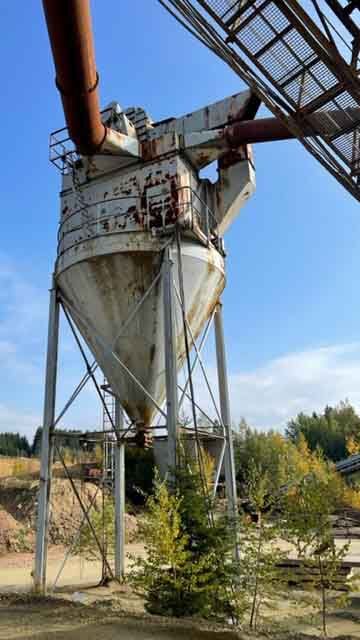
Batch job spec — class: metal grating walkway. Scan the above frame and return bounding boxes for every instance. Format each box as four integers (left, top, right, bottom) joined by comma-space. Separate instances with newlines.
160, 0, 360, 200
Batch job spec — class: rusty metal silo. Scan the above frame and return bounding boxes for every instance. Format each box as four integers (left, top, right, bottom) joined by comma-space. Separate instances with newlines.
35, 0, 256, 593
51, 85, 256, 432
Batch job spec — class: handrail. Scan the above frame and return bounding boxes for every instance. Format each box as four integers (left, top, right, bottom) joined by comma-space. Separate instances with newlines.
57, 186, 219, 256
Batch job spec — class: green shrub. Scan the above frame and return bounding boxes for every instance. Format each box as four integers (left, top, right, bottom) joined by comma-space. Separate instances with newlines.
282, 471, 351, 636
129, 466, 244, 623
74, 493, 131, 561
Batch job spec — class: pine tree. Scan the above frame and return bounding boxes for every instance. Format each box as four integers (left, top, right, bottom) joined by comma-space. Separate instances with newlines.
129, 468, 245, 622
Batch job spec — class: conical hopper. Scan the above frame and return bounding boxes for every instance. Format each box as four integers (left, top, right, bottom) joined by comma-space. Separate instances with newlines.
56, 239, 225, 426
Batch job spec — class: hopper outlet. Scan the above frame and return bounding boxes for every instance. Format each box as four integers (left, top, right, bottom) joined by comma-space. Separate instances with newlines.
56, 238, 225, 427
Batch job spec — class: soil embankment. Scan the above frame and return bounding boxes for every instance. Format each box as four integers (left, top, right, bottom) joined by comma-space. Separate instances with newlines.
0, 477, 137, 554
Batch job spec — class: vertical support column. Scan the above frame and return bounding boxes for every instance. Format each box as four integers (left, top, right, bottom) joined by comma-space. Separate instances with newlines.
114, 399, 125, 581
163, 247, 178, 477
34, 278, 60, 593
214, 301, 239, 559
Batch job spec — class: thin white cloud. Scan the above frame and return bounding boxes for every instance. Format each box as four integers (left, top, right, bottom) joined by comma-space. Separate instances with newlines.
195, 343, 360, 430
0, 339, 40, 381
0, 256, 48, 384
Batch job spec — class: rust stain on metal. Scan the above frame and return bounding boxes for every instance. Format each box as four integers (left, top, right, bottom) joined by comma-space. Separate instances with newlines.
219, 147, 247, 170
54, 83, 257, 426
195, 151, 212, 166
149, 343, 156, 365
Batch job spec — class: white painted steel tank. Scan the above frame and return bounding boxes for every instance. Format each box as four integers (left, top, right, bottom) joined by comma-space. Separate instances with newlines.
53, 95, 255, 428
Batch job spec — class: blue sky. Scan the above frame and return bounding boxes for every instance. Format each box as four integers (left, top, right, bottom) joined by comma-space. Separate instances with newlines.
0, 0, 360, 441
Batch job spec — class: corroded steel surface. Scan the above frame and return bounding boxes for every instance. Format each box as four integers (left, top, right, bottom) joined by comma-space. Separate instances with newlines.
54, 92, 256, 426
58, 152, 208, 264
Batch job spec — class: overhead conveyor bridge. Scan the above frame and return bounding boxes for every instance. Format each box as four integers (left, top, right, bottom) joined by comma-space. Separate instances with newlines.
160, 0, 360, 200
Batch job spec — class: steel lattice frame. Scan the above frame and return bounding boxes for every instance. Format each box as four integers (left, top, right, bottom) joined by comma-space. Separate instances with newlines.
34, 237, 237, 591
159, 0, 360, 201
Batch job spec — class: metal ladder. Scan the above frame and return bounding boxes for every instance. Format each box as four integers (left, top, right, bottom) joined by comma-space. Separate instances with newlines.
102, 379, 116, 488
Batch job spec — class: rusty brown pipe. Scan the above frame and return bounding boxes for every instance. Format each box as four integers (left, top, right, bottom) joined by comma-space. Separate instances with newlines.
225, 117, 295, 146
225, 109, 360, 146
42, 0, 106, 155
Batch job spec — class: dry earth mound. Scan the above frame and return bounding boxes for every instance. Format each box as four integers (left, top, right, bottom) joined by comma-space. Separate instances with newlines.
0, 478, 138, 554
0, 509, 22, 553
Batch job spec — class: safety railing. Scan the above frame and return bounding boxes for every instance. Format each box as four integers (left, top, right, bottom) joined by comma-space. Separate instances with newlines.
57, 185, 220, 257
50, 127, 78, 173
50, 105, 116, 173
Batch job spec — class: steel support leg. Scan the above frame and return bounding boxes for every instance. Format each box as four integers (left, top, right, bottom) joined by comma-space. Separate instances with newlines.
34, 279, 60, 593
214, 301, 239, 560
163, 247, 178, 478
114, 399, 125, 581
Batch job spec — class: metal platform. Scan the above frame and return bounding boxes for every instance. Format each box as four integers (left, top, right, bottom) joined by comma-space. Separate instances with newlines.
160, 0, 360, 200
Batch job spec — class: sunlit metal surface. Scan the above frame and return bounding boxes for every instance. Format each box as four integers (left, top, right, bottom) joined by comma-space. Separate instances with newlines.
52, 93, 255, 427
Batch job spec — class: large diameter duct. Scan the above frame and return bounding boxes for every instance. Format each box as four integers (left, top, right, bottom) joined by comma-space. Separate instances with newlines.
225, 109, 360, 146
225, 117, 294, 146
42, 0, 126, 156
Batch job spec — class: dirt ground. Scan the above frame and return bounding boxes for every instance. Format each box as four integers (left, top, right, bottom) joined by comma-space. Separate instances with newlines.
1, 541, 360, 640
0, 543, 145, 593
1, 589, 360, 640
0, 595, 243, 640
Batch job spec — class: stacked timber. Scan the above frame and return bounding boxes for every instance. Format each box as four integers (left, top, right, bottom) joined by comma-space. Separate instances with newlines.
276, 557, 360, 591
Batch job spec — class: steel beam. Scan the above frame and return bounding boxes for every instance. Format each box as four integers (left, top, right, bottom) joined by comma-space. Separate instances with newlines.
214, 301, 239, 560
56, 444, 114, 580
59, 292, 167, 418
34, 279, 60, 593
114, 399, 125, 581
163, 248, 178, 478
50, 479, 103, 592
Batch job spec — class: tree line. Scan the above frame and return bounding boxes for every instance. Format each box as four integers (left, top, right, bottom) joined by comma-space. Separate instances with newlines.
0, 432, 32, 457
0, 427, 88, 458
1, 399, 360, 463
